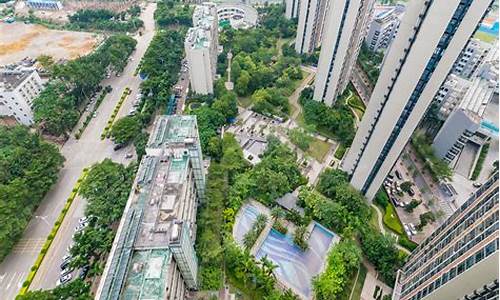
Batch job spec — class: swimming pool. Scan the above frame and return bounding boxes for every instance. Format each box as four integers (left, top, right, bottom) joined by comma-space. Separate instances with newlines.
233, 203, 261, 246
255, 223, 337, 299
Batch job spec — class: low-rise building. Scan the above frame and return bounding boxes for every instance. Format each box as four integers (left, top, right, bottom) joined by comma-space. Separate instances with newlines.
185, 3, 218, 95
365, 4, 405, 52
451, 38, 494, 80
433, 77, 497, 165
434, 74, 471, 119
216, 3, 258, 29
96, 115, 205, 300
0, 68, 43, 125
26, 0, 62, 10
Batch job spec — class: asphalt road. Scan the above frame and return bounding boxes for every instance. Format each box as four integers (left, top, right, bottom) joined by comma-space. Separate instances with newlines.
0, 3, 157, 298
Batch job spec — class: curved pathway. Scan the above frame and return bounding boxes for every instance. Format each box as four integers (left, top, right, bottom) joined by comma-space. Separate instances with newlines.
371, 204, 411, 255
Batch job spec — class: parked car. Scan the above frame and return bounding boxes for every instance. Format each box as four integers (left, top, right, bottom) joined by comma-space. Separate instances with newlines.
57, 274, 72, 286
79, 265, 90, 279
403, 224, 412, 236
473, 182, 482, 188
125, 153, 133, 159
114, 143, 126, 151
60, 267, 73, 277
408, 187, 415, 197
60, 260, 70, 270
408, 223, 417, 235
62, 255, 71, 263
395, 170, 402, 180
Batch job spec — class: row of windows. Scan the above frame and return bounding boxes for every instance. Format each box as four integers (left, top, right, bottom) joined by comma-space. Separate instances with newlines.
348, 0, 433, 179
403, 189, 497, 276
402, 216, 498, 295
407, 239, 498, 300
321, 0, 351, 100
405, 172, 498, 266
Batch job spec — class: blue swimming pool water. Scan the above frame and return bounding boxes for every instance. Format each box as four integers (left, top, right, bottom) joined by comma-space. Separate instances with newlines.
478, 21, 499, 35
480, 120, 499, 137
233, 203, 260, 245
255, 223, 336, 298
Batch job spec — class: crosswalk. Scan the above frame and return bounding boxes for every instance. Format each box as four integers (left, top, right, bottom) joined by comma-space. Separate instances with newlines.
11, 238, 45, 254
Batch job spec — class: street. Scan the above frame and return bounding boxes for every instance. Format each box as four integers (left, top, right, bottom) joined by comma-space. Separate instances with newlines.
0, 3, 157, 298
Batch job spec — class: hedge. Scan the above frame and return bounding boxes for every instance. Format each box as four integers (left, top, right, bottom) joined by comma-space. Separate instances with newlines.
17, 169, 89, 296
471, 143, 490, 180
101, 87, 130, 139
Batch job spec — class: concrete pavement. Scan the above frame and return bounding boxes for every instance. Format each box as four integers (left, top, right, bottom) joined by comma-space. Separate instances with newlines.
0, 3, 157, 298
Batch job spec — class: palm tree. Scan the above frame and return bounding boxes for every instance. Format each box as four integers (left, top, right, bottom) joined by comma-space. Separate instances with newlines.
270, 207, 285, 222
260, 255, 278, 277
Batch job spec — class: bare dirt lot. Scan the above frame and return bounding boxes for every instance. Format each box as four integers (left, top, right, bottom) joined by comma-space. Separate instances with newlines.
0, 22, 102, 65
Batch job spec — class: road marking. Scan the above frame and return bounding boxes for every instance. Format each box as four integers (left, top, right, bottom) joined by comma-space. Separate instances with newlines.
12, 238, 45, 254
5, 272, 17, 290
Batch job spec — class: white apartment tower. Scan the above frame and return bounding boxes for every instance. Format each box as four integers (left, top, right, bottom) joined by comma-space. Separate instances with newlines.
295, 0, 328, 54
341, 0, 494, 200
365, 4, 405, 52
0, 69, 43, 125
313, 0, 375, 105
285, 0, 300, 19
185, 3, 218, 95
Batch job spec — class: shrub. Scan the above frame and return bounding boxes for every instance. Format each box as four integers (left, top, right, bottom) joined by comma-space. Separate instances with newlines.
383, 203, 404, 235
22, 281, 30, 287
398, 235, 417, 251
273, 220, 287, 234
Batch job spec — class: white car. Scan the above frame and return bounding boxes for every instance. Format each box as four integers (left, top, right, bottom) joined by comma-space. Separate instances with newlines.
57, 274, 72, 286
408, 223, 418, 235
403, 224, 413, 236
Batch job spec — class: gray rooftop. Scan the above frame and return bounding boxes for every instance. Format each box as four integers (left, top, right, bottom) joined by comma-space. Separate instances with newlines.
0, 69, 33, 91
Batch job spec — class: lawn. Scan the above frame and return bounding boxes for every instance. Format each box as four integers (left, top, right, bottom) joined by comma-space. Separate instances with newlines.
474, 31, 497, 43
334, 144, 347, 160
307, 138, 331, 162
347, 93, 366, 120
382, 202, 404, 235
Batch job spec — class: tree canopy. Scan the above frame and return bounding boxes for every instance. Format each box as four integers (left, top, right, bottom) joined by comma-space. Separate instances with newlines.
0, 126, 64, 262
34, 35, 137, 136
110, 116, 142, 145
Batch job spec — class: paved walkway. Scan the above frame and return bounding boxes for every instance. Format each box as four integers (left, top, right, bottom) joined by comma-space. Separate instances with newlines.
371, 204, 411, 255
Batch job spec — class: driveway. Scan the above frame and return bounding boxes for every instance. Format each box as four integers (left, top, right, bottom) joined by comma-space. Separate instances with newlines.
0, 3, 157, 298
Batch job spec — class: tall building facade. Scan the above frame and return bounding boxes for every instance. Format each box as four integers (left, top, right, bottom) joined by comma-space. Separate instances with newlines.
185, 3, 218, 95
96, 115, 205, 300
313, 0, 374, 105
341, 0, 494, 200
393, 172, 499, 300
365, 4, 405, 52
294, 0, 328, 54
0, 69, 43, 125
285, 0, 300, 19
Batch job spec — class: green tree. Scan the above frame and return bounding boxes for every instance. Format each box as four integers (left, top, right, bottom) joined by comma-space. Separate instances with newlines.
400, 181, 413, 193
110, 116, 142, 145
288, 127, 313, 151
0, 126, 64, 262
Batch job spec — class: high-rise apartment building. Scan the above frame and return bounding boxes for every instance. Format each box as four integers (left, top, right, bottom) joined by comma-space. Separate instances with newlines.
185, 3, 218, 95
0, 68, 43, 125
365, 4, 405, 52
96, 115, 205, 300
285, 0, 300, 19
295, 0, 328, 54
341, 0, 494, 200
393, 172, 498, 300
313, 0, 374, 105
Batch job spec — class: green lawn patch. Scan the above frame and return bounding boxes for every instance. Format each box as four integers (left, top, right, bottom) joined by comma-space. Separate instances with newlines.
471, 143, 490, 180
306, 138, 331, 162
334, 144, 347, 160
474, 31, 497, 43
383, 202, 404, 235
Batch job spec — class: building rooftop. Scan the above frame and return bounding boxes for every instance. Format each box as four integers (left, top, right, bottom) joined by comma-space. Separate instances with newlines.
458, 77, 496, 117
98, 115, 204, 300
147, 115, 199, 148
0, 69, 33, 92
